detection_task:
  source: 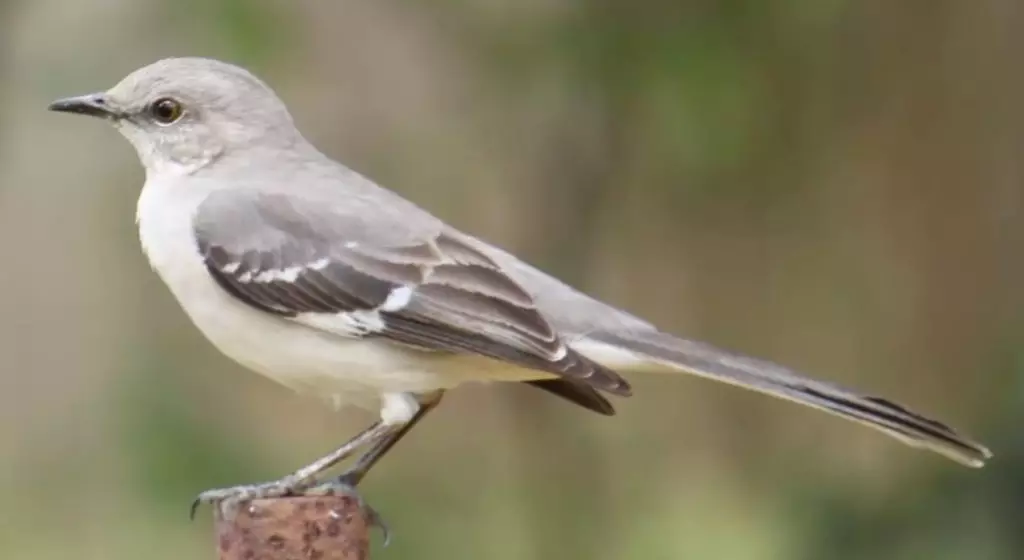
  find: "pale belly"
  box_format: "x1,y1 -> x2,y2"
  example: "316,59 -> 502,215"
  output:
156,253 -> 541,409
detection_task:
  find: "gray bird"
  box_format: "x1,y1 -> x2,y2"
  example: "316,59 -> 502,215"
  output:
48,57 -> 990,522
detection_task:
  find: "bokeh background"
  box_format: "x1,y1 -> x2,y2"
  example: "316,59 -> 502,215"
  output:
2,1 -> 1022,558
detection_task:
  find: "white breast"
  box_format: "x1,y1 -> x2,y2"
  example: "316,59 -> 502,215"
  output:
134,179 -> 538,411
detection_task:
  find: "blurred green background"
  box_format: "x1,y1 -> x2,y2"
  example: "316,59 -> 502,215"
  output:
2,0 -> 1021,558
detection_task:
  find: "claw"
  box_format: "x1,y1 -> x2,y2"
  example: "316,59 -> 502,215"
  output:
189,477 -> 390,543
188,476 -> 308,521
368,506 -> 392,547
189,476 -> 390,544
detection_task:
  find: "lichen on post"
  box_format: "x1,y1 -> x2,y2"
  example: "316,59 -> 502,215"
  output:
214,494 -> 372,560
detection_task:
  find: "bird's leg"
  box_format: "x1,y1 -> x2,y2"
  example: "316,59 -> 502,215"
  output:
190,420 -> 395,518
301,392 -> 444,545
191,419 -> 398,519
335,391 -> 444,487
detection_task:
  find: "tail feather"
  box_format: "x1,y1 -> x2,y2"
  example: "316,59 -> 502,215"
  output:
578,330 -> 992,468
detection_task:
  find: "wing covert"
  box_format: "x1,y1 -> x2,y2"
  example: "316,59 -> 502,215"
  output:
193,190 -> 631,396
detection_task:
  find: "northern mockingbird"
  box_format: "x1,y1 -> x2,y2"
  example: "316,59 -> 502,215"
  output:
49,58 -> 990,519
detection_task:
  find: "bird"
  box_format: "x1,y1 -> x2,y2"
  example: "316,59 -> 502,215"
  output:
48,57 -> 991,522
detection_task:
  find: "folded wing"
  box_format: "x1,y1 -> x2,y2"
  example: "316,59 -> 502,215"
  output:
192,189 -> 629,413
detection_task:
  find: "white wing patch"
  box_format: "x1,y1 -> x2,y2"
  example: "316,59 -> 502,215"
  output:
253,266 -> 300,283
299,309 -> 386,337
294,285 -> 416,338
380,285 -> 414,312
238,257 -> 332,284
550,343 -> 569,361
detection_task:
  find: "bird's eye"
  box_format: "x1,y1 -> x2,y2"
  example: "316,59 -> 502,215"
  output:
149,97 -> 183,125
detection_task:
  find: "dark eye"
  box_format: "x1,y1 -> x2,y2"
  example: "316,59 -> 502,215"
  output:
148,97 -> 183,124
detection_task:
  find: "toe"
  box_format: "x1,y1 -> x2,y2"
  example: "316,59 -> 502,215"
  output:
189,479 -> 308,520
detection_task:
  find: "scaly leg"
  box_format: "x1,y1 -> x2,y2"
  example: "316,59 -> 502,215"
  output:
336,391 -> 444,487
190,392 -> 423,520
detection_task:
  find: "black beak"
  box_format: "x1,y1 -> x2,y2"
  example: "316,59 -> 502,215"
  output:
48,93 -> 121,119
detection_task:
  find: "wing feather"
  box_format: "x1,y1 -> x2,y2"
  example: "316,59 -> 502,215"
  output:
193,190 -> 631,397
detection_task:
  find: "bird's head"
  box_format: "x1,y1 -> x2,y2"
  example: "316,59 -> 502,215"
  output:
49,57 -> 304,175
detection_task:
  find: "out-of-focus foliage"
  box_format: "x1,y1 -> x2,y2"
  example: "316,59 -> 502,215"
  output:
1,1 -> 1020,559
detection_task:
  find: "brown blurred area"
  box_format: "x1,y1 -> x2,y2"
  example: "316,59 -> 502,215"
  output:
1,1 -> 1021,559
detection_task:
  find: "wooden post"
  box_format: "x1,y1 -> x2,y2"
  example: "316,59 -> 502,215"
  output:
214,495 -> 372,560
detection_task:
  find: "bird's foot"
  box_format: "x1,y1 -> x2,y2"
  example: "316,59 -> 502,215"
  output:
305,478 -> 391,546
190,475 -> 390,545
190,474 -> 313,521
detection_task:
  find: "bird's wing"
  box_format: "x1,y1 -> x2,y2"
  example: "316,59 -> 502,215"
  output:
192,189 -> 630,402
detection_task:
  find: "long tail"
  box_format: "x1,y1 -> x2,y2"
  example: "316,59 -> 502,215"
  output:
578,330 -> 992,467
